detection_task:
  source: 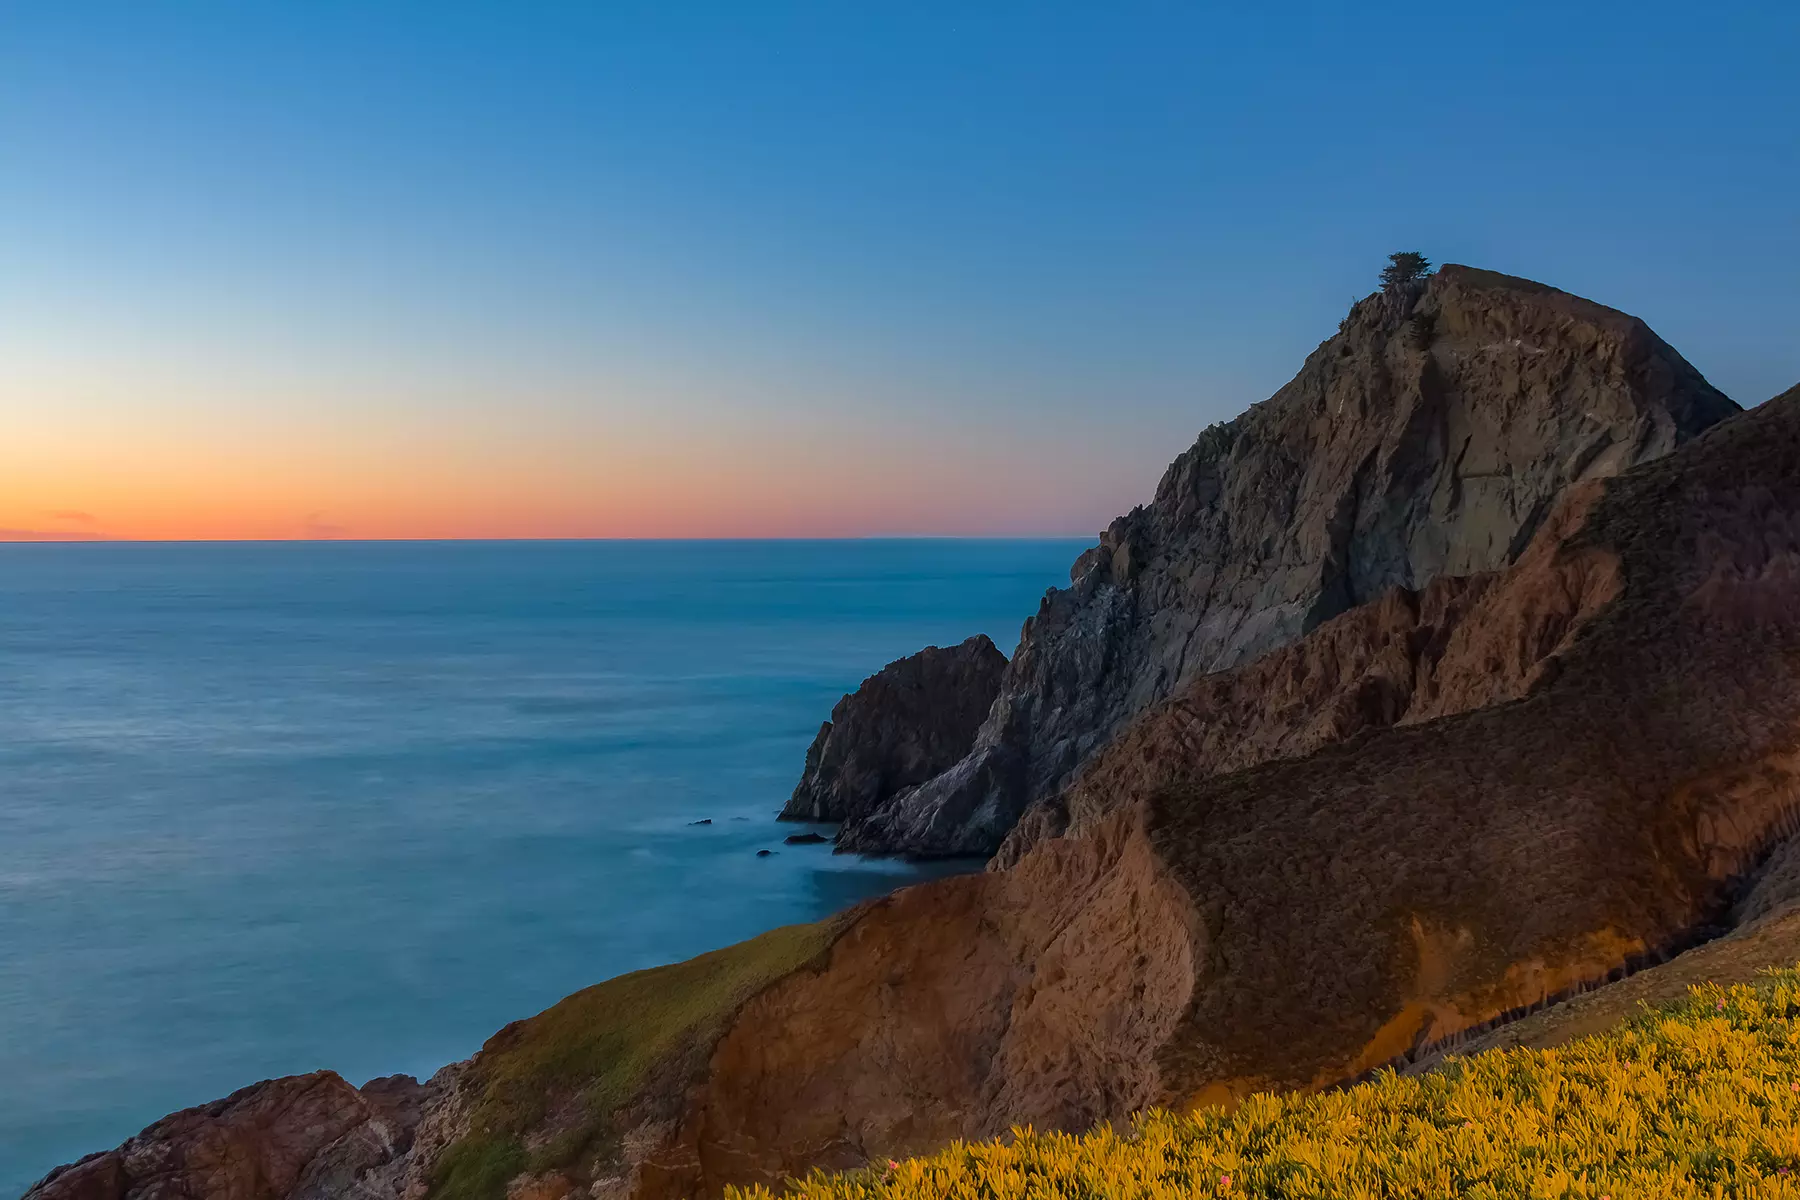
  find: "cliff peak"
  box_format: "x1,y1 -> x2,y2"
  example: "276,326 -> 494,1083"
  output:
833,265 -> 1738,857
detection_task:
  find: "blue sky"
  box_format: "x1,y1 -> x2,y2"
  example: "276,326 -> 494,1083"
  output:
1,2 -> 1795,537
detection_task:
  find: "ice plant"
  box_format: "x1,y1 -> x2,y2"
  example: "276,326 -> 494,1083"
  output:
730,969 -> 1800,1200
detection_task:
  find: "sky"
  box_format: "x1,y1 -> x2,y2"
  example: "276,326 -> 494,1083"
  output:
1,2 -> 1796,541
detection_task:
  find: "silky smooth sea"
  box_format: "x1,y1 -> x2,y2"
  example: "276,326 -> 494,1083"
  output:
0,538 -> 1085,1197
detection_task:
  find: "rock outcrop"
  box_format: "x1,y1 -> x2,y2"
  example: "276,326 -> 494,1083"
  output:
779,635 -> 1006,830
23,1073 -> 427,1200
837,266 -> 1738,856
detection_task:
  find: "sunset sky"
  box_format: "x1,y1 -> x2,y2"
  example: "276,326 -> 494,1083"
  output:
3,3 -> 1796,540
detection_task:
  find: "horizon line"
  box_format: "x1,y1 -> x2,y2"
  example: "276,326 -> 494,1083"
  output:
0,533 -> 1099,545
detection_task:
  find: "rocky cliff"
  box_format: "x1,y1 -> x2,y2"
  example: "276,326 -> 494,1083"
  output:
619,380 -> 1800,1193
838,266 -> 1738,856
780,636 -> 1006,826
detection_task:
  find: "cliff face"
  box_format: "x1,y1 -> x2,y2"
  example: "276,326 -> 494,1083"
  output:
995,477 -> 1623,865
780,636 -> 1006,826
838,266 -> 1738,856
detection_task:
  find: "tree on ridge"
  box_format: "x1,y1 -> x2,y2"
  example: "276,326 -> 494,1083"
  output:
1380,251 -> 1432,292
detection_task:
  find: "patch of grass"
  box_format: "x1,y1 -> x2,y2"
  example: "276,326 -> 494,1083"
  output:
432,918 -> 844,1200
739,966 -> 1800,1199
432,1135 -> 526,1200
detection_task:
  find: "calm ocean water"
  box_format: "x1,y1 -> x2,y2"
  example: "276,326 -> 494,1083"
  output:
0,538 -> 1085,1197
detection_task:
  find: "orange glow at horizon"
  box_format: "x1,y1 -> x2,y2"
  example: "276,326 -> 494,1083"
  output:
0,397 -> 1122,542
0,328 -> 1153,543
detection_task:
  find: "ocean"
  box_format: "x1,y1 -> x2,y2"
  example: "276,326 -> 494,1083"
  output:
0,538 -> 1086,1198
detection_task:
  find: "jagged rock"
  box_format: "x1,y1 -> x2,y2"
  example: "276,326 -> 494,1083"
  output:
780,635 -> 1007,829
23,1072 -> 425,1200
839,266 -> 1738,856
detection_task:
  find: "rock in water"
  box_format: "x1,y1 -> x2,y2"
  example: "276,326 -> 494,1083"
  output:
780,635 -> 1007,830
838,266 -> 1738,856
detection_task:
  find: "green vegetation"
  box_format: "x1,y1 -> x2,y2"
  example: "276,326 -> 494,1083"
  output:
1380,251 -> 1432,292
1408,311 -> 1435,350
432,917 -> 843,1200
737,968 -> 1800,1199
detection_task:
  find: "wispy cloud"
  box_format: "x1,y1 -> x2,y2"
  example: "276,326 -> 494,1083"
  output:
45,510 -> 98,524
302,512 -> 350,539
0,528 -> 108,541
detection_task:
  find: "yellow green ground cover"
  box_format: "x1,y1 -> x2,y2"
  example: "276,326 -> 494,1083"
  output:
736,969 -> 1800,1199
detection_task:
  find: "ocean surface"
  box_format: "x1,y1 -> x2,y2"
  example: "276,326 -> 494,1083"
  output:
0,538 -> 1086,1198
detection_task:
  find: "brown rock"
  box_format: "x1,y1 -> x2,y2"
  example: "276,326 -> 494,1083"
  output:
24,1072 -> 425,1200
780,635 -> 1007,831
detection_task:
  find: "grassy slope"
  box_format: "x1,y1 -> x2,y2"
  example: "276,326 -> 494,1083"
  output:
433,918 -> 845,1200
738,960 -> 1800,1199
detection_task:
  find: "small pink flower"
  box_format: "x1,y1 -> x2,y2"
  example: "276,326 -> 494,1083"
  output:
1220,1175 -> 1232,1189
887,1160 -> 900,1170
1791,1082 -> 1799,1093
1717,1000 -> 1727,1010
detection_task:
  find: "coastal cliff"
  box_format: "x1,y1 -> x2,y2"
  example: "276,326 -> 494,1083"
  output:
37,272 -> 1800,1200
831,265 -> 1737,856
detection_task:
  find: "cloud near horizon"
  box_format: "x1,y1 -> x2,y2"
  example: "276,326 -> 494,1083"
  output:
0,527 -> 108,541
302,512 -> 351,538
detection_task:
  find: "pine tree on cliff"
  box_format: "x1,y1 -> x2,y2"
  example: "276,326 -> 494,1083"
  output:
1380,251 -> 1431,293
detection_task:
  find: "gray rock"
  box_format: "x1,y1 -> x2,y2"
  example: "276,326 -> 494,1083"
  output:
781,635 -> 1008,830
839,266 -> 1739,857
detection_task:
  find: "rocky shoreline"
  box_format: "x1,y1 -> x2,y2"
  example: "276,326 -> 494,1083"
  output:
36,266 -> 1800,1200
